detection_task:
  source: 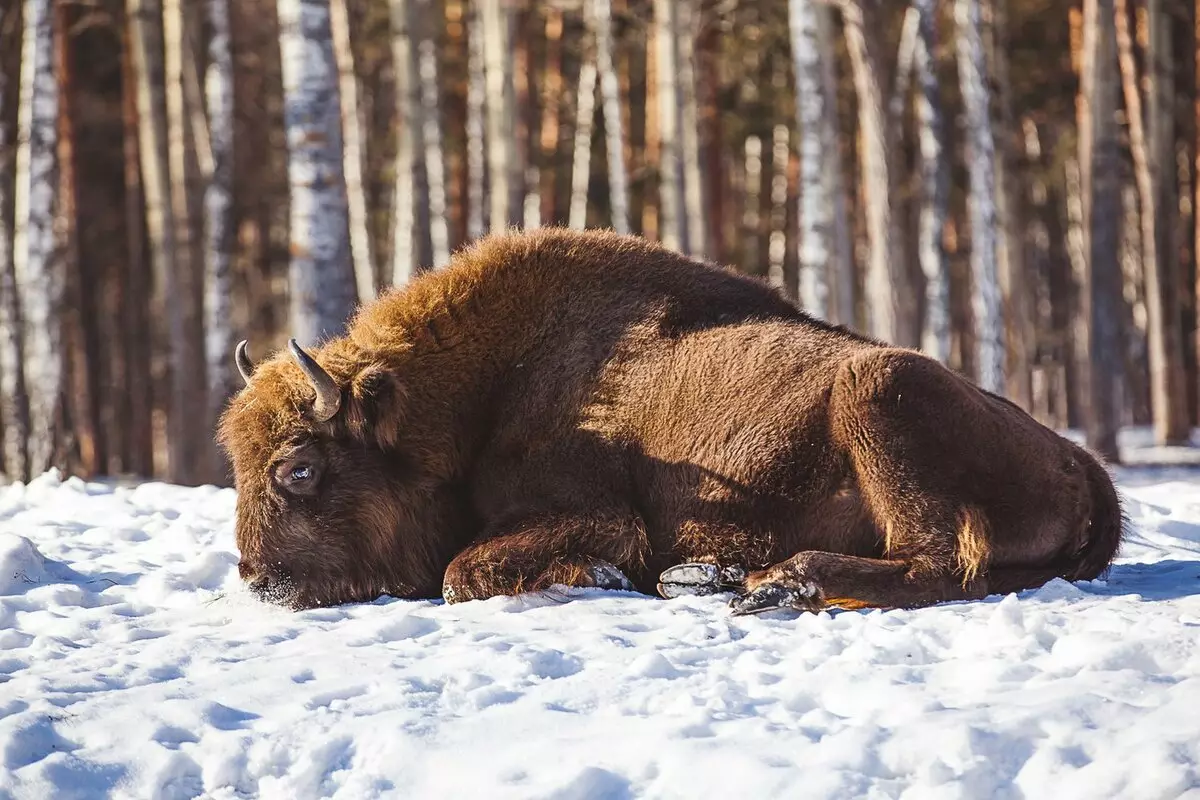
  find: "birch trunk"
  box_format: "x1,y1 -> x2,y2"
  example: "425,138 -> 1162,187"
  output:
677,0 -> 705,256
418,17 -> 450,267
653,0 -> 684,251
1079,0 -> 1122,460
838,0 -> 906,344
277,0 -> 357,345
205,0 -> 236,470
480,0 -> 519,231
13,0 -> 63,475
955,0 -> 1005,393
466,0 -> 486,240
817,6 -> 855,328
568,49 -> 598,231
330,0 -> 376,300
789,0 -> 830,318
592,0 -> 630,234
390,0 -> 431,284
914,0 -> 950,363
0,31 -> 29,479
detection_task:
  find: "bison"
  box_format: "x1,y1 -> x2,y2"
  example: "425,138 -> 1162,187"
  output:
219,228 -> 1123,615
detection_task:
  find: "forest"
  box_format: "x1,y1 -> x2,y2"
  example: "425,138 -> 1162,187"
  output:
0,0 -> 1192,486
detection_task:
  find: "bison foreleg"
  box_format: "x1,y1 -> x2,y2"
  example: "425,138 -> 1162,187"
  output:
726,550 -> 989,616
441,513 -> 649,604
656,562 -> 747,599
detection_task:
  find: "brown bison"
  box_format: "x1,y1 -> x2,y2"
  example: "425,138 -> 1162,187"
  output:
219,228 -> 1123,615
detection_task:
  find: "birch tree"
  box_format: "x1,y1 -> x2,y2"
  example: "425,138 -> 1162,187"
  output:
654,0 -> 685,251
480,0 -> 520,231
466,1 -> 486,240
0,35 -> 29,479
1079,0 -> 1122,460
277,0 -> 357,344
836,0 -> 909,345
817,6 -> 855,328
789,0 -> 830,318
330,0 -> 376,300
677,0 -> 705,256
914,0 -> 950,363
389,0 -> 431,284
568,42 -> 598,231
13,0 -> 63,475
205,0 -> 236,470
956,0 -> 1004,393
592,0 -> 630,234
417,6 -> 450,268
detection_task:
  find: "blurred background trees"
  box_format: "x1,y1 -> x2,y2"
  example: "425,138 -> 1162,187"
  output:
0,0 -> 1196,484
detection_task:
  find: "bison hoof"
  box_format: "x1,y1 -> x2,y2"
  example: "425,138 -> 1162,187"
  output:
587,560 -> 635,592
656,562 -> 746,599
727,581 -> 822,616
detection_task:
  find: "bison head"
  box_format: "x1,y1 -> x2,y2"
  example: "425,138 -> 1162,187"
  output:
218,338 -> 458,609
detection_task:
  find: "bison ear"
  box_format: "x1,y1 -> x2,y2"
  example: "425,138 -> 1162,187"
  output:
346,363 -> 407,448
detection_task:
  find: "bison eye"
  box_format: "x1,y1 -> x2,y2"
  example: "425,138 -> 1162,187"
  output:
290,465 -> 313,482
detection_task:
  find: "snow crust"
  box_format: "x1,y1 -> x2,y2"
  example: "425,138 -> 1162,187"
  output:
0,460 -> 1198,798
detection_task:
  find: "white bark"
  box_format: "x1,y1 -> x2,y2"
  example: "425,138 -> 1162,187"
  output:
0,44 -> 29,479
390,0 -> 419,284
480,0 -> 518,232
592,0 -> 630,234
955,0 -> 1004,392
914,0 -> 950,362
13,0 -> 62,475
466,1 -> 486,240
277,0 -> 357,345
653,0 -> 684,251
569,55 -> 598,231
418,34 -> 450,267
204,0 -> 236,430
330,0 -> 376,300
677,0 -> 705,256
789,0 -> 830,318
817,6 -> 855,328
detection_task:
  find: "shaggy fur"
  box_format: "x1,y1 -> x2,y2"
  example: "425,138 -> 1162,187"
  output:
219,228 -> 1124,613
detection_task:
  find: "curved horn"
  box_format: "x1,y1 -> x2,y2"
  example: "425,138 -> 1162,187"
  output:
235,340 -> 255,385
288,339 -> 342,422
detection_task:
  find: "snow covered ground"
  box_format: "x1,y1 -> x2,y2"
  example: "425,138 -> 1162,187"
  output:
1,437 -> 1199,799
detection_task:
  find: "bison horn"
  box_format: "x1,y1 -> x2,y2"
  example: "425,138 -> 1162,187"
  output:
288,339 -> 342,422
235,340 -> 254,385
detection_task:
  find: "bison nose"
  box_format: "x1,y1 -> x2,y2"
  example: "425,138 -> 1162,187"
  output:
238,560 -> 256,581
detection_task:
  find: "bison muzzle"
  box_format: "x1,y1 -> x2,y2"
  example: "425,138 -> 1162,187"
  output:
219,228 -> 1124,615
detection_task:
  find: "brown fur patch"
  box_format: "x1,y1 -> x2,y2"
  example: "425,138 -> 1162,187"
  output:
956,506 -> 992,587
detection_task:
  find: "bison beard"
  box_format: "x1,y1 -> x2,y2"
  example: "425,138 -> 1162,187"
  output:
218,228 -> 1125,615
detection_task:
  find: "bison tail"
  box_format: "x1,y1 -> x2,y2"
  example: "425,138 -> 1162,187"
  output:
1062,453 -> 1127,583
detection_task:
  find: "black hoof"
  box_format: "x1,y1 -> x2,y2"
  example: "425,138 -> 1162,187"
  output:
656,562 -> 746,599
728,581 -> 822,616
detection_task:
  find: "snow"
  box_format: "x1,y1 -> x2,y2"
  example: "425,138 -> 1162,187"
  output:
1,451 -> 1199,799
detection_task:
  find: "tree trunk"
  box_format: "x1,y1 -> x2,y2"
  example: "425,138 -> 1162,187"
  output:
0,24 -> 29,480
818,6 -> 856,329
914,0 -> 950,362
417,4 -> 450,268
677,0 -> 705,257
480,0 -> 519,231
593,0 -> 630,234
277,0 -> 357,345
653,0 -> 684,251
14,0 -> 63,476
838,0 -> 909,346
568,43 -> 598,231
330,0 -> 376,300
204,0 -> 236,478
956,0 -> 1005,393
1115,0 -> 1189,444
539,8 -> 564,228
390,0 -> 430,284
790,0 -> 830,318
1079,0 -> 1122,461
466,0 -> 486,240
